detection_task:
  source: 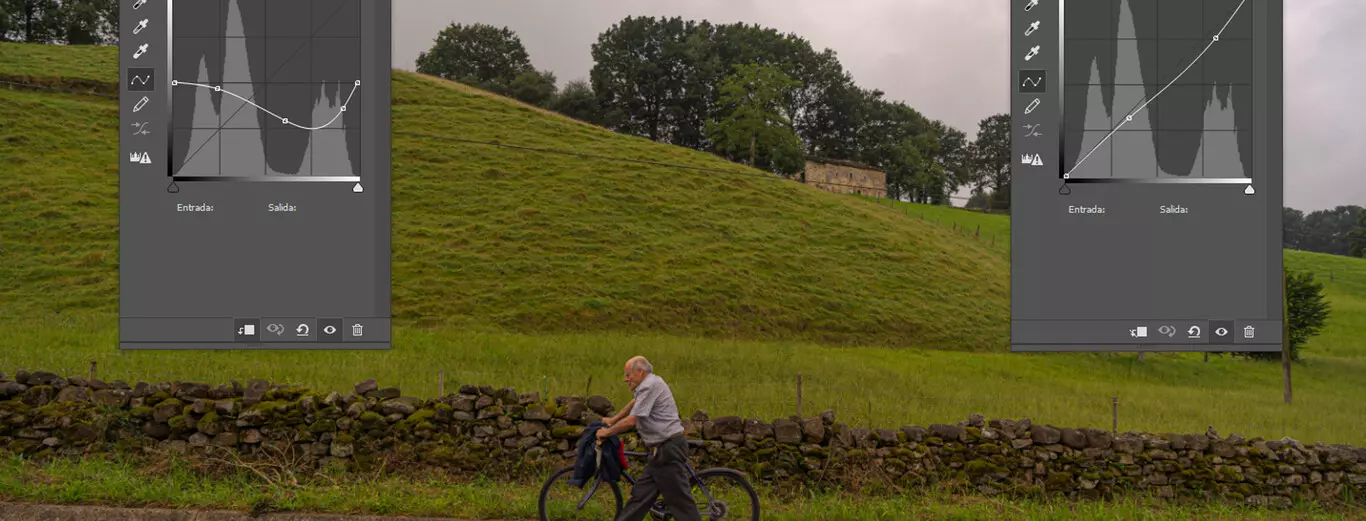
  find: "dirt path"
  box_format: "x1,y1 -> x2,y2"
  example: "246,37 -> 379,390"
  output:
0,502 -> 507,521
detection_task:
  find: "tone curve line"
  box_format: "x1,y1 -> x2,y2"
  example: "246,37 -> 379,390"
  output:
1064,0 -> 1247,177
171,80 -> 360,131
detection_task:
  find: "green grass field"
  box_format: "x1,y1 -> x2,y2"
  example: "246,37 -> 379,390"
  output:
2,41 -> 1366,455
3,456 -> 1359,521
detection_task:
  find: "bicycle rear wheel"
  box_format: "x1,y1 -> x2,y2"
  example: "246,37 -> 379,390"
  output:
539,466 -> 623,521
691,468 -> 759,521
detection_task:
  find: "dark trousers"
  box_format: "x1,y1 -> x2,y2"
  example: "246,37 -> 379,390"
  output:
615,435 -> 702,521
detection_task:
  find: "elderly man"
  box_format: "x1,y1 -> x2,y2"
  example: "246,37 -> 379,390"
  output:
596,356 -> 701,521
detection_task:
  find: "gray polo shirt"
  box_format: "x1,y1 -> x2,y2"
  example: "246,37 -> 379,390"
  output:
632,373 -> 684,446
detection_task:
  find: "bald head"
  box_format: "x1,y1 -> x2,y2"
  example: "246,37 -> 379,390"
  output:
624,356 -> 652,390
626,356 -> 652,374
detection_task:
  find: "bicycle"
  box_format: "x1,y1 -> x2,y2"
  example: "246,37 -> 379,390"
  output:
538,438 -> 760,521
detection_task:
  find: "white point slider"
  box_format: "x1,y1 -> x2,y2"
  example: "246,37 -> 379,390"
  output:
1244,184 -> 1255,195
355,80 -> 361,86
353,183 -> 364,193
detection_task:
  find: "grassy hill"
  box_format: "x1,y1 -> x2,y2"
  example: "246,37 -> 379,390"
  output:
4,43 -> 1366,448
0,42 -> 1007,350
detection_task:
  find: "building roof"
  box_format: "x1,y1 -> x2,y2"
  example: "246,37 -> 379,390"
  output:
805,156 -> 881,172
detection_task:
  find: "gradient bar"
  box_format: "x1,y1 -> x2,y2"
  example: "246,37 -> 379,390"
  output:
1064,178 -> 1253,185
1057,0 -> 1066,180
173,176 -> 362,182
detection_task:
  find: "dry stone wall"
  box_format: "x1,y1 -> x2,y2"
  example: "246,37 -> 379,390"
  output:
1,370 -> 1364,507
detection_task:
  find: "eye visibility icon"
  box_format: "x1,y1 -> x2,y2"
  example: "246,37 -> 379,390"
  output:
1157,325 -> 1176,337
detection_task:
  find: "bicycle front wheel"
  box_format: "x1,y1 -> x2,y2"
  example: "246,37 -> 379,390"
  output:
539,466 -> 623,521
691,468 -> 759,521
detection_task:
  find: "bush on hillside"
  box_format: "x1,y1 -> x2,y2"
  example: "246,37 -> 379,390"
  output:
1239,270 -> 1330,362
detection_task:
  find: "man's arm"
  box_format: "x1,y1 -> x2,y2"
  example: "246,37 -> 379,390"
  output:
599,414 -> 637,437
604,399 -> 635,426
598,385 -> 657,439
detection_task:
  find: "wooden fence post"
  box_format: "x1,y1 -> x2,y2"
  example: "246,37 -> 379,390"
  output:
438,371 -> 445,397
88,361 -> 97,381
796,374 -> 803,417
1111,397 -> 1118,433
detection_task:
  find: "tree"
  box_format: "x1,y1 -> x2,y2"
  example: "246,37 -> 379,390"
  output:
591,16 -> 702,143
1242,271 -> 1331,362
2,0 -> 61,43
1296,205 -> 1363,255
416,23 -> 533,94
550,79 -> 603,124
507,69 -> 557,107
1346,210 -> 1366,257
968,114 -> 1011,211
707,63 -> 805,175
1283,207 -> 1305,250
965,192 -> 990,210
58,0 -> 116,44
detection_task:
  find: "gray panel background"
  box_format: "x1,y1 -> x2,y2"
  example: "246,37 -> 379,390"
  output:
1010,0 -> 1283,350
119,0 -> 392,349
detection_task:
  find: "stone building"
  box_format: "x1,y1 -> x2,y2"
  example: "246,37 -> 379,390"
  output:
803,158 -> 887,198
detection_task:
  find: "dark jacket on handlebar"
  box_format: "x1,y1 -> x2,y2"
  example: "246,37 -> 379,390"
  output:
569,422 -> 628,487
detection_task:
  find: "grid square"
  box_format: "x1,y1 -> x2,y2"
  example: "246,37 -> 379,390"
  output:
172,129 -> 219,176
1063,39 -> 1112,85
173,0 -> 224,38
1155,86 -> 1217,131
265,129 -> 312,175
1111,130 -> 1159,178
1116,0 -> 1157,39
1205,0 -> 1252,39
226,0 -> 266,37
1062,131 -> 1113,179
1202,38 -> 1253,85
1157,130 -> 1203,177
1062,0 -> 1115,39
1202,130 -> 1251,178
1156,0 -> 1207,39
1155,38 -> 1209,86
218,82 -> 270,129
263,38 -> 311,82
265,0 -> 313,38
265,83 -> 314,131
219,129 -> 266,176
310,130 -> 356,176
312,0 -> 361,38
311,38 -> 361,83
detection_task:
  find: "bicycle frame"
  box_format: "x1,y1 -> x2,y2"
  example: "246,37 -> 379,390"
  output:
577,445 -> 719,518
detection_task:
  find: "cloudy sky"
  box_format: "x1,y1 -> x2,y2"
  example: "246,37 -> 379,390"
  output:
392,0 -> 1364,211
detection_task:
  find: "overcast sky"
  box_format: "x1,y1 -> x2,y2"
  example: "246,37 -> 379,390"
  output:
392,0 -> 1364,212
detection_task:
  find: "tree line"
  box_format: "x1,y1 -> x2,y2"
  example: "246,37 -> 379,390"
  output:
0,0 -> 117,45
416,19 -> 1012,209
1283,205 -> 1366,257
